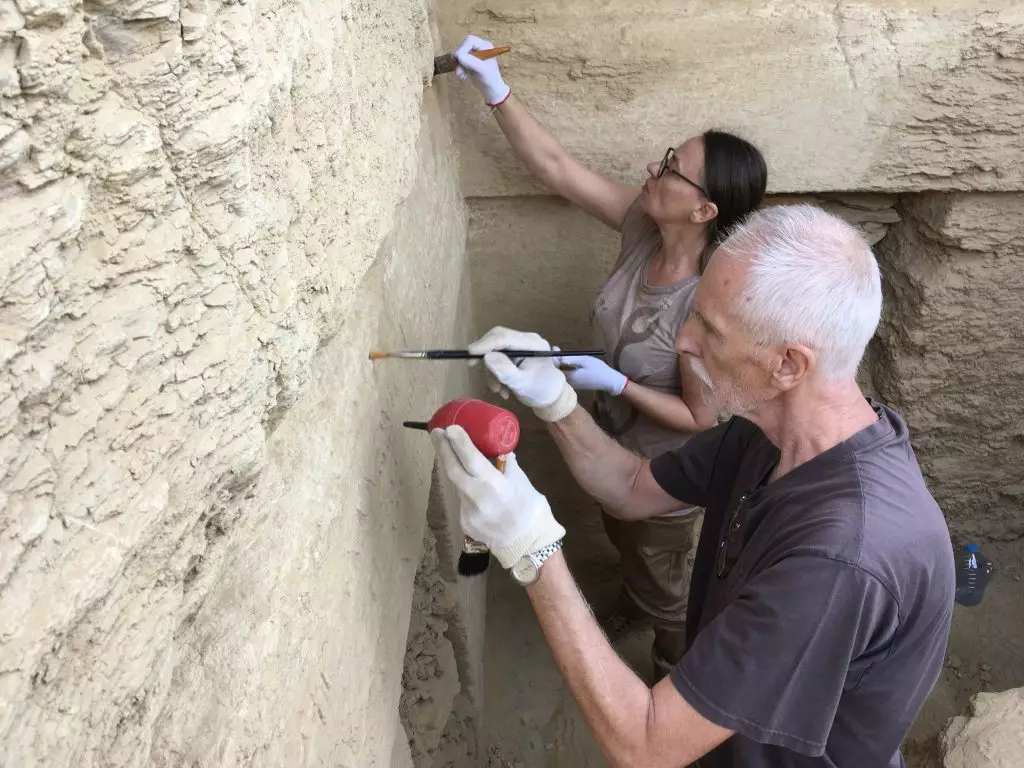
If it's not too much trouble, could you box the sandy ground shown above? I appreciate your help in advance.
[480,419,1024,767]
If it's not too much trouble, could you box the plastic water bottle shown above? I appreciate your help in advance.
[954,543,993,607]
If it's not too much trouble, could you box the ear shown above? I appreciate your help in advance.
[772,343,814,391]
[691,200,719,227]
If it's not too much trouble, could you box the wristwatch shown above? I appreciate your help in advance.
[510,539,564,586]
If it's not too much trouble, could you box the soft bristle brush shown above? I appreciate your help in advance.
[433,46,511,76]
[370,348,604,361]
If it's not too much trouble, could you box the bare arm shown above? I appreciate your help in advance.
[493,94,637,231]
[526,552,733,767]
[546,406,682,520]
[619,359,718,433]
[679,355,718,430]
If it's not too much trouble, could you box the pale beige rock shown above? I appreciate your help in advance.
[942,687,1024,768]
[440,0,1024,196]
[867,193,1024,537]
[0,0,475,766]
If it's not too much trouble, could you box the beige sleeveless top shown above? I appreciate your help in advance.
[591,197,699,461]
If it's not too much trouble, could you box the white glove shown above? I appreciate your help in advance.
[431,425,565,569]
[453,34,512,106]
[559,355,628,395]
[467,326,578,422]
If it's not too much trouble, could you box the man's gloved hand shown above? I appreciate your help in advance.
[431,425,565,569]
[559,355,628,395]
[453,34,512,107]
[468,326,578,422]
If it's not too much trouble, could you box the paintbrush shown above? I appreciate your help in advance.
[369,348,604,361]
[433,46,511,76]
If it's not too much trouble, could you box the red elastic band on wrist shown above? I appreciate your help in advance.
[488,87,512,109]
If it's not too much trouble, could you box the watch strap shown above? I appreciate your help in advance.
[530,538,563,568]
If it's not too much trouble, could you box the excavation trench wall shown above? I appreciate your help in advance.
[1,0,483,765]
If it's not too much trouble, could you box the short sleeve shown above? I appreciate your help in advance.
[671,556,897,756]
[649,418,744,507]
[610,196,657,274]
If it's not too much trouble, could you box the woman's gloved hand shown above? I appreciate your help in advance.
[453,34,512,107]
[559,355,628,396]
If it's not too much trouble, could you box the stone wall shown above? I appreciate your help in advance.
[867,194,1024,541]
[1,1,477,765]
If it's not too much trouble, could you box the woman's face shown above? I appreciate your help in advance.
[640,136,711,227]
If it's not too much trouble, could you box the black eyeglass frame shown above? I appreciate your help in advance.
[656,146,710,198]
[715,494,747,579]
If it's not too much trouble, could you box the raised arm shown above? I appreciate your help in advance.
[455,35,637,231]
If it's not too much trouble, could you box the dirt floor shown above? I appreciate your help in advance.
[480,417,1024,767]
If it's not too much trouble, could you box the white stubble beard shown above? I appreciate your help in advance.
[688,356,763,418]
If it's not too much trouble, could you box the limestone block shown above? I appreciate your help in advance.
[468,192,900,350]
[941,687,1024,768]
[0,0,471,766]
[868,193,1024,538]
[440,0,1024,196]
[399,526,462,766]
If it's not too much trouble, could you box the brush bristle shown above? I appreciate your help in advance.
[457,551,490,576]
[368,350,388,360]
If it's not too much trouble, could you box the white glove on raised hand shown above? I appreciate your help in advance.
[559,355,628,395]
[431,425,565,569]
[468,326,578,422]
[453,34,512,107]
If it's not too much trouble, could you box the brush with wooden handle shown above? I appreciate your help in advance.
[433,45,511,76]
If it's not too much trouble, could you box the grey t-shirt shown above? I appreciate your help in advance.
[590,197,699,460]
[650,400,955,767]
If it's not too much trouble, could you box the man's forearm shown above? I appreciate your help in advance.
[525,552,657,766]
[525,552,724,767]
[546,406,643,517]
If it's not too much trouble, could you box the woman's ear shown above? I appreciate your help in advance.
[691,200,719,227]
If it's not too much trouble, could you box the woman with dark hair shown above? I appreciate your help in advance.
[454,34,768,679]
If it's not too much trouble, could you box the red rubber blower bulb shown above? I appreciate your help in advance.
[427,399,520,459]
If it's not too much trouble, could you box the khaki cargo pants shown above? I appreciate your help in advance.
[601,507,701,678]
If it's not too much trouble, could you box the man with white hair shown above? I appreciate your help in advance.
[430,204,955,767]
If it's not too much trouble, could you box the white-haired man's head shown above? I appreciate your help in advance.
[676,203,882,416]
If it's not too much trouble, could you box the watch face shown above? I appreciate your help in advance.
[512,556,538,584]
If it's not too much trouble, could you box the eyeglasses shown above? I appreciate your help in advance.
[657,147,710,198]
[715,495,747,579]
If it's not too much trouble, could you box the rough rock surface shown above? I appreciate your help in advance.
[468,193,902,352]
[399,526,462,765]
[868,194,1024,538]
[0,0,474,765]
[442,0,1024,197]
[941,687,1024,768]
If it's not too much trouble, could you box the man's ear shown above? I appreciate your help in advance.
[773,344,814,391]
[691,200,719,227]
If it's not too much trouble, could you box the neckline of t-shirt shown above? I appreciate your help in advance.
[639,254,700,295]
[749,399,896,498]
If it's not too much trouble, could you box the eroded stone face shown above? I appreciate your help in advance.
[941,686,1024,768]
[441,0,1024,196]
[869,194,1024,539]
[1,1,470,765]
